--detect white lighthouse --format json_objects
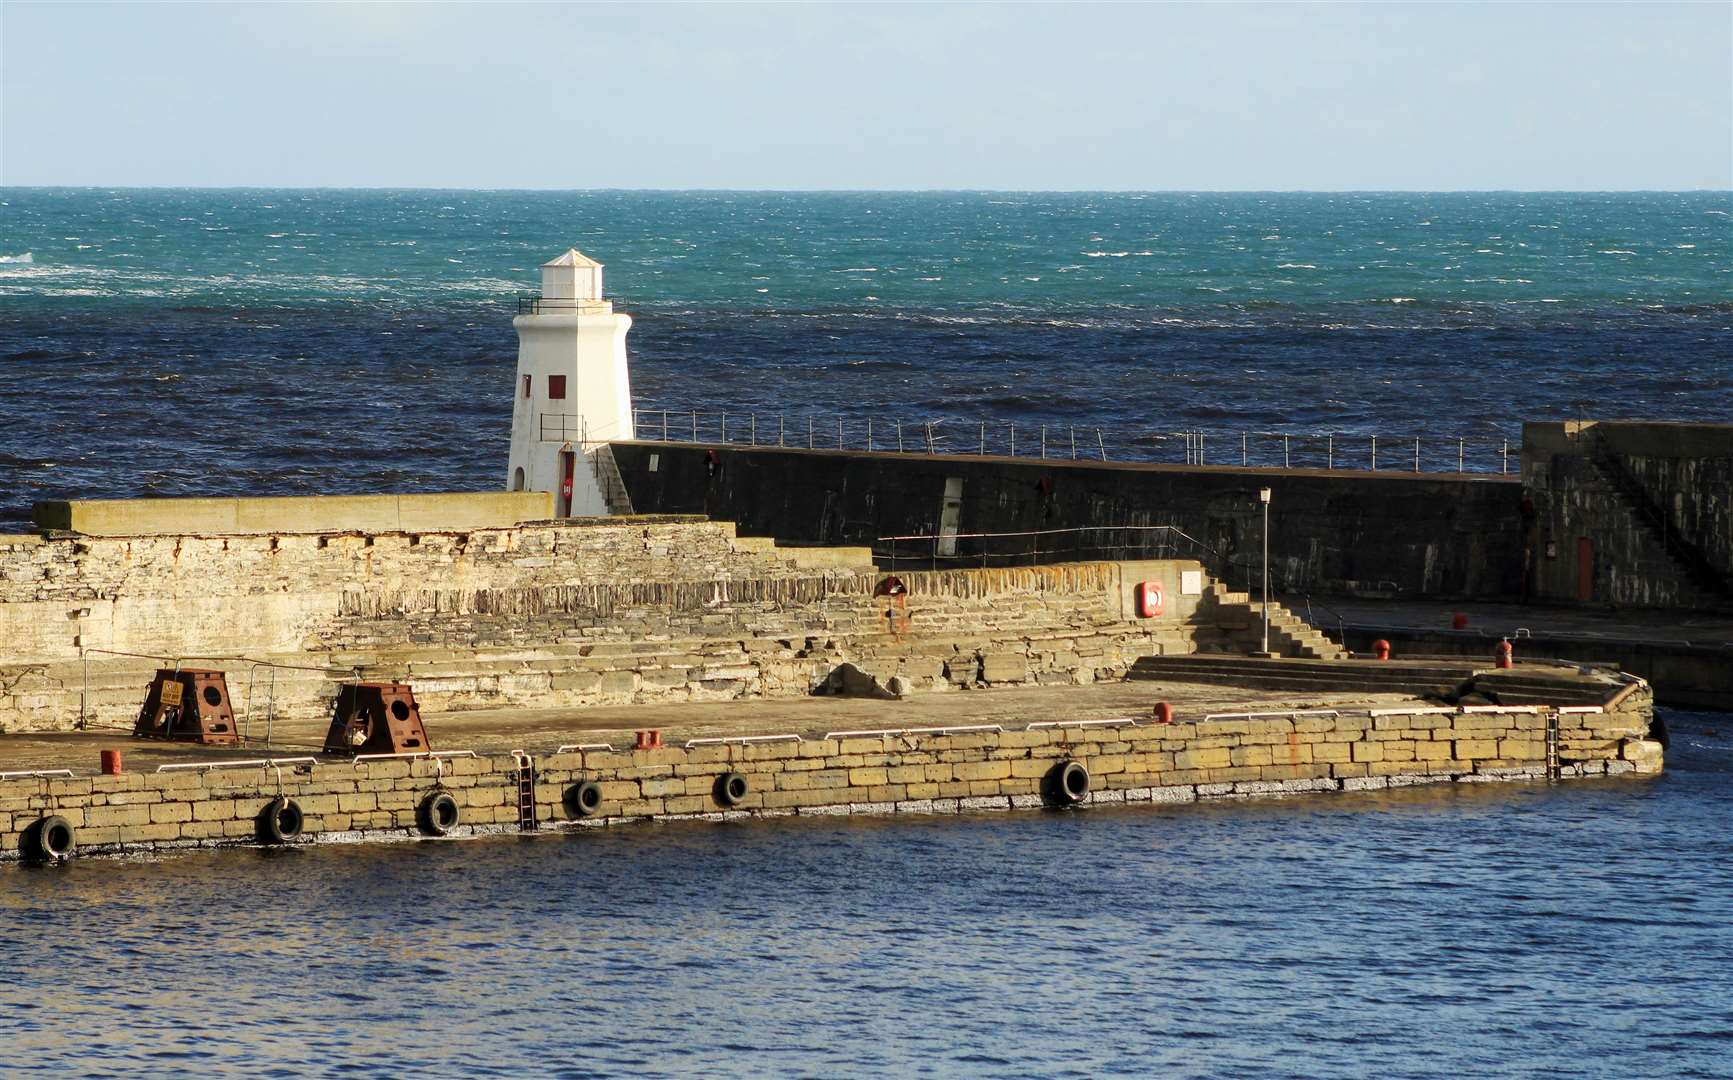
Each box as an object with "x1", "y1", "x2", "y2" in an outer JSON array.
[{"x1": 506, "y1": 249, "x2": 635, "y2": 516}]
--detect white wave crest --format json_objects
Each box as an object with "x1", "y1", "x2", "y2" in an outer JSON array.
[{"x1": 0, "y1": 252, "x2": 33, "y2": 264}]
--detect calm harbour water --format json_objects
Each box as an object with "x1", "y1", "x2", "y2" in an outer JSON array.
[{"x1": 2, "y1": 713, "x2": 1729, "y2": 1078}]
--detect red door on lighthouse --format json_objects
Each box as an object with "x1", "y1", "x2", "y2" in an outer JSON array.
[{"x1": 559, "y1": 450, "x2": 576, "y2": 517}]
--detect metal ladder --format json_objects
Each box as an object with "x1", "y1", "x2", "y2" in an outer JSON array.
[{"x1": 512, "y1": 751, "x2": 538, "y2": 831}]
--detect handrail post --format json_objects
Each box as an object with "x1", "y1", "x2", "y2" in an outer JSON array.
[
  {"x1": 1009, "y1": 425, "x2": 1016, "y2": 456},
  {"x1": 1070, "y1": 425, "x2": 1077, "y2": 459},
  {"x1": 1458, "y1": 437, "x2": 1464, "y2": 473},
  {"x1": 867, "y1": 418, "x2": 873, "y2": 451},
  {"x1": 1242, "y1": 432, "x2": 1247, "y2": 466},
  {"x1": 979, "y1": 421, "x2": 986, "y2": 456},
  {"x1": 896, "y1": 420, "x2": 904, "y2": 452},
  {"x1": 692, "y1": 410, "x2": 698, "y2": 443},
  {"x1": 1503, "y1": 439, "x2": 1509, "y2": 474},
  {"x1": 1327, "y1": 434, "x2": 1333, "y2": 470},
  {"x1": 722, "y1": 412, "x2": 728, "y2": 443},
  {"x1": 1371, "y1": 435, "x2": 1378, "y2": 471},
  {"x1": 808, "y1": 416, "x2": 814, "y2": 449},
  {"x1": 778, "y1": 415, "x2": 785, "y2": 447},
  {"x1": 1414, "y1": 436, "x2": 1420, "y2": 473},
  {"x1": 1284, "y1": 434, "x2": 1290, "y2": 468},
  {"x1": 751, "y1": 413, "x2": 757, "y2": 445},
  {"x1": 1097, "y1": 428, "x2": 1107, "y2": 461},
  {"x1": 661, "y1": 410, "x2": 668, "y2": 442},
  {"x1": 1040, "y1": 425, "x2": 1047, "y2": 459},
  {"x1": 837, "y1": 416, "x2": 843, "y2": 449}
]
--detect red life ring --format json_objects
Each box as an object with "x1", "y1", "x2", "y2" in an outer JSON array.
[{"x1": 1136, "y1": 581, "x2": 1164, "y2": 618}]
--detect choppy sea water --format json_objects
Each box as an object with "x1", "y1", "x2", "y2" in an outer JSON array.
[
  {"x1": 1, "y1": 190, "x2": 1730, "y2": 526},
  {"x1": 1, "y1": 712, "x2": 1729, "y2": 1079}
]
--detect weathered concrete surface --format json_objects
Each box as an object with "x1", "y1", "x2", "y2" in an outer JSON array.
[
  {"x1": 1523, "y1": 421, "x2": 1733, "y2": 611},
  {"x1": 607, "y1": 441, "x2": 1526, "y2": 599},
  {"x1": 31, "y1": 491, "x2": 557, "y2": 537}
]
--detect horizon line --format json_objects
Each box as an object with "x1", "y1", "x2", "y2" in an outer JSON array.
[{"x1": 3, "y1": 185, "x2": 1731, "y2": 196}]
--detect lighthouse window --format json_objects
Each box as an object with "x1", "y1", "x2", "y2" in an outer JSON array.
[
  {"x1": 548, "y1": 375, "x2": 567, "y2": 399},
  {"x1": 521, "y1": 374, "x2": 530, "y2": 398}
]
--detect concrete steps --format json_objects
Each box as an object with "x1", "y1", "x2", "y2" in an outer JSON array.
[
  {"x1": 1199, "y1": 582, "x2": 1349, "y2": 660},
  {"x1": 1127, "y1": 654, "x2": 1472, "y2": 696},
  {"x1": 589, "y1": 445, "x2": 636, "y2": 515}
]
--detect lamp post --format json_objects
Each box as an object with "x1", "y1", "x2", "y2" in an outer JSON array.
[{"x1": 1258, "y1": 487, "x2": 1272, "y2": 655}]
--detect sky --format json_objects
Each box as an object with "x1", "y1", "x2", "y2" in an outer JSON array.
[{"x1": 1, "y1": 1, "x2": 1729, "y2": 191}]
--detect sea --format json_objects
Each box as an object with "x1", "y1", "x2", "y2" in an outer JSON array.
[
  {"x1": 1, "y1": 715, "x2": 1730, "y2": 1078},
  {"x1": 1, "y1": 189, "x2": 1730, "y2": 526},
  {"x1": 2, "y1": 191, "x2": 1732, "y2": 1077}
]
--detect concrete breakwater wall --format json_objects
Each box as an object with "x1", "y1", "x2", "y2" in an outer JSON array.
[
  {"x1": 0, "y1": 690, "x2": 1658, "y2": 864},
  {"x1": 1, "y1": 501, "x2": 1283, "y2": 732},
  {"x1": 1524, "y1": 421, "x2": 1733, "y2": 611},
  {"x1": 607, "y1": 442, "x2": 1527, "y2": 599}
]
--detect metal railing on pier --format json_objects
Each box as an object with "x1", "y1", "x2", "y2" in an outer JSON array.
[
  {"x1": 875, "y1": 524, "x2": 1217, "y2": 572},
  {"x1": 627, "y1": 407, "x2": 1516, "y2": 475}
]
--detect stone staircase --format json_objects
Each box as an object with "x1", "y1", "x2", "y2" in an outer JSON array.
[
  {"x1": 1195, "y1": 582, "x2": 1348, "y2": 659},
  {"x1": 1587, "y1": 432, "x2": 1733, "y2": 608},
  {"x1": 588, "y1": 445, "x2": 635, "y2": 515}
]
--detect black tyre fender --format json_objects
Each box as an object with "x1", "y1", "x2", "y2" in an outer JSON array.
[
  {"x1": 714, "y1": 771, "x2": 750, "y2": 808},
  {"x1": 566, "y1": 780, "x2": 603, "y2": 818},
  {"x1": 1649, "y1": 711, "x2": 1670, "y2": 750},
  {"x1": 1045, "y1": 760, "x2": 1091, "y2": 806},
  {"x1": 22, "y1": 815, "x2": 75, "y2": 863},
  {"x1": 417, "y1": 790, "x2": 460, "y2": 836},
  {"x1": 257, "y1": 796, "x2": 304, "y2": 844}
]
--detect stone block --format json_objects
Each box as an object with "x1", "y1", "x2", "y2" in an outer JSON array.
[
  {"x1": 1622, "y1": 739, "x2": 1664, "y2": 774},
  {"x1": 598, "y1": 671, "x2": 637, "y2": 695},
  {"x1": 1497, "y1": 739, "x2": 1546, "y2": 761},
  {"x1": 1173, "y1": 748, "x2": 1231, "y2": 770},
  {"x1": 149, "y1": 802, "x2": 192, "y2": 825},
  {"x1": 955, "y1": 760, "x2": 1011, "y2": 783},
  {"x1": 978, "y1": 653, "x2": 1028, "y2": 684}
]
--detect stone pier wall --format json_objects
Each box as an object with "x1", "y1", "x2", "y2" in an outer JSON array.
[
  {"x1": 0, "y1": 510, "x2": 1238, "y2": 732},
  {"x1": 1, "y1": 688, "x2": 1657, "y2": 863}
]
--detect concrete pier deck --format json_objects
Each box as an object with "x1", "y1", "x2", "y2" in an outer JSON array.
[{"x1": 1, "y1": 679, "x2": 1441, "y2": 773}]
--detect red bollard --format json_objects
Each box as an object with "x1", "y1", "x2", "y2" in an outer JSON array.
[
  {"x1": 1373, "y1": 639, "x2": 1391, "y2": 661},
  {"x1": 1495, "y1": 639, "x2": 1514, "y2": 669},
  {"x1": 634, "y1": 730, "x2": 653, "y2": 751},
  {"x1": 1152, "y1": 702, "x2": 1174, "y2": 725},
  {"x1": 1452, "y1": 612, "x2": 1469, "y2": 630},
  {"x1": 100, "y1": 749, "x2": 123, "y2": 775},
  {"x1": 650, "y1": 729, "x2": 664, "y2": 749}
]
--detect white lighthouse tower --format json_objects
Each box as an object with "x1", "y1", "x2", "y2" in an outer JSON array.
[{"x1": 506, "y1": 249, "x2": 635, "y2": 516}]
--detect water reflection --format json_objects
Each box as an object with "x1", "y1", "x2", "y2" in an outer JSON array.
[{"x1": 3, "y1": 715, "x2": 1730, "y2": 1078}]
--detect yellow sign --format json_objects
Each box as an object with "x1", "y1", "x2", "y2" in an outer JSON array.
[{"x1": 158, "y1": 680, "x2": 184, "y2": 707}]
